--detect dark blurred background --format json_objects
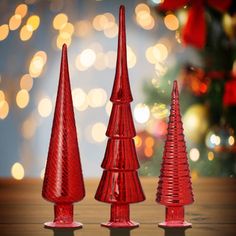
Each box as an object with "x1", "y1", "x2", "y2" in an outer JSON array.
[{"x1": 0, "y1": 0, "x2": 235, "y2": 180}]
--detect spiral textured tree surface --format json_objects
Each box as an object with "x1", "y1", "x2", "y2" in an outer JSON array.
[
  {"x1": 42, "y1": 44, "x2": 85, "y2": 228},
  {"x1": 156, "y1": 80, "x2": 194, "y2": 228},
  {"x1": 95, "y1": 5, "x2": 145, "y2": 229}
]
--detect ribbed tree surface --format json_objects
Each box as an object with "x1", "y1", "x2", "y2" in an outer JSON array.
[{"x1": 156, "y1": 80, "x2": 194, "y2": 206}]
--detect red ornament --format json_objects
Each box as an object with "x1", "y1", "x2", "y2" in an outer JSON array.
[
  {"x1": 42, "y1": 44, "x2": 85, "y2": 228},
  {"x1": 156, "y1": 80, "x2": 194, "y2": 228},
  {"x1": 95, "y1": 5, "x2": 145, "y2": 228},
  {"x1": 223, "y1": 78, "x2": 236, "y2": 106},
  {"x1": 159, "y1": 0, "x2": 231, "y2": 48}
]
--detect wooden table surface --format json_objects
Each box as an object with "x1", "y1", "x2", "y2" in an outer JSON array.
[{"x1": 0, "y1": 178, "x2": 235, "y2": 236}]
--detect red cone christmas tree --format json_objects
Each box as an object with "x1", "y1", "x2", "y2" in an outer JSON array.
[
  {"x1": 156, "y1": 80, "x2": 194, "y2": 228},
  {"x1": 95, "y1": 5, "x2": 145, "y2": 228},
  {"x1": 42, "y1": 44, "x2": 85, "y2": 228}
]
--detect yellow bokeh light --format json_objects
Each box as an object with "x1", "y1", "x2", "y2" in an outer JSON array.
[
  {"x1": 164, "y1": 14, "x2": 179, "y2": 31},
  {"x1": 72, "y1": 88, "x2": 88, "y2": 111},
  {"x1": 135, "y1": 3, "x2": 150, "y2": 15},
  {"x1": 80, "y1": 49, "x2": 96, "y2": 68},
  {"x1": 0, "y1": 100, "x2": 9, "y2": 119},
  {"x1": 146, "y1": 43, "x2": 168, "y2": 64},
  {"x1": 88, "y1": 88, "x2": 107, "y2": 107},
  {"x1": 27, "y1": 15, "x2": 40, "y2": 31},
  {"x1": 29, "y1": 56, "x2": 44, "y2": 77},
  {"x1": 104, "y1": 12, "x2": 115, "y2": 23},
  {"x1": 20, "y1": 74, "x2": 33, "y2": 91},
  {"x1": 91, "y1": 122, "x2": 106, "y2": 142},
  {"x1": 38, "y1": 97, "x2": 52, "y2": 117},
  {"x1": 15, "y1": 4, "x2": 28, "y2": 18},
  {"x1": 228, "y1": 136, "x2": 235, "y2": 146},
  {"x1": 208, "y1": 151, "x2": 214, "y2": 161},
  {"x1": 53, "y1": 13, "x2": 68, "y2": 30},
  {"x1": 151, "y1": 103, "x2": 169, "y2": 119},
  {"x1": 20, "y1": 25, "x2": 33, "y2": 41},
  {"x1": 0, "y1": 90, "x2": 5, "y2": 101},
  {"x1": 75, "y1": 55, "x2": 88, "y2": 71},
  {"x1": 134, "y1": 135, "x2": 142, "y2": 148},
  {"x1": 34, "y1": 51, "x2": 47, "y2": 64},
  {"x1": 75, "y1": 20, "x2": 92, "y2": 37},
  {"x1": 11, "y1": 162, "x2": 24, "y2": 180},
  {"x1": 0, "y1": 24, "x2": 9, "y2": 41},
  {"x1": 56, "y1": 34, "x2": 71, "y2": 49},
  {"x1": 9, "y1": 14, "x2": 22, "y2": 30},
  {"x1": 16, "y1": 89, "x2": 29, "y2": 109},
  {"x1": 60, "y1": 22, "x2": 74, "y2": 35}
]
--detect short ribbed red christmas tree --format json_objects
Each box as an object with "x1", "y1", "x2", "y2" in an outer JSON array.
[
  {"x1": 42, "y1": 44, "x2": 85, "y2": 228},
  {"x1": 95, "y1": 5, "x2": 145, "y2": 229},
  {"x1": 156, "y1": 80, "x2": 194, "y2": 228}
]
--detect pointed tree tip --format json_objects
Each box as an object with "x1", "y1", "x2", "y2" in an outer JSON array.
[
  {"x1": 62, "y1": 43, "x2": 67, "y2": 51},
  {"x1": 119, "y1": 5, "x2": 125, "y2": 12},
  {"x1": 172, "y1": 80, "x2": 178, "y2": 93}
]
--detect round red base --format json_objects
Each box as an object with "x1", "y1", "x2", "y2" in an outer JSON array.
[
  {"x1": 101, "y1": 220, "x2": 139, "y2": 229},
  {"x1": 159, "y1": 221, "x2": 192, "y2": 228},
  {"x1": 44, "y1": 221, "x2": 83, "y2": 229}
]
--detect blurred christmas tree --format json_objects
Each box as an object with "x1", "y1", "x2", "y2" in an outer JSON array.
[{"x1": 138, "y1": 0, "x2": 236, "y2": 177}]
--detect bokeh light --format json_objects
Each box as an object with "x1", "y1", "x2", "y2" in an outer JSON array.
[
  {"x1": 11, "y1": 162, "x2": 24, "y2": 180},
  {"x1": 16, "y1": 89, "x2": 30, "y2": 109},
  {"x1": 189, "y1": 148, "x2": 200, "y2": 162},
  {"x1": 20, "y1": 74, "x2": 33, "y2": 91},
  {"x1": 0, "y1": 24, "x2": 9, "y2": 41},
  {"x1": 15, "y1": 4, "x2": 28, "y2": 18},
  {"x1": 75, "y1": 20, "x2": 92, "y2": 37},
  {"x1": 20, "y1": 25, "x2": 33, "y2": 41},
  {"x1": 9, "y1": 14, "x2": 22, "y2": 31},
  {"x1": 0, "y1": 100, "x2": 9, "y2": 119},
  {"x1": 38, "y1": 97, "x2": 52, "y2": 117},
  {"x1": 134, "y1": 103, "x2": 150, "y2": 124},
  {"x1": 27, "y1": 15, "x2": 40, "y2": 31},
  {"x1": 208, "y1": 151, "x2": 214, "y2": 161},
  {"x1": 53, "y1": 13, "x2": 68, "y2": 30},
  {"x1": 79, "y1": 49, "x2": 96, "y2": 68},
  {"x1": 72, "y1": 88, "x2": 88, "y2": 111},
  {"x1": 91, "y1": 122, "x2": 106, "y2": 142},
  {"x1": 164, "y1": 14, "x2": 179, "y2": 31},
  {"x1": 88, "y1": 88, "x2": 107, "y2": 107},
  {"x1": 127, "y1": 46, "x2": 137, "y2": 68}
]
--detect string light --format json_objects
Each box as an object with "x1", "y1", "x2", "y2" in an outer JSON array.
[
  {"x1": 16, "y1": 89, "x2": 29, "y2": 109},
  {"x1": 27, "y1": 15, "x2": 40, "y2": 31},
  {"x1": 208, "y1": 151, "x2": 214, "y2": 161},
  {"x1": 20, "y1": 25, "x2": 33, "y2": 41}
]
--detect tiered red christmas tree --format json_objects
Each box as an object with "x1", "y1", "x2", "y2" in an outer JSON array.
[
  {"x1": 42, "y1": 44, "x2": 85, "y2": 228},
  {"x1": 156, "y1": 80, "x2": 194, "y2": 228},
  {"x1": 95, "y1": 5, "x2": 145, "y2": 229}
]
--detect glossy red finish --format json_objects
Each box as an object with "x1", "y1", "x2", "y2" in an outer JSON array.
[
  {"x1": 95, "y1": 5, "x2": 145, "y2": 228},
  {"x1": 156, "y1": 80, "x2": 194, "y2": 228},
  {"x1": 42, "y1": 44, "x2": 85, "y2": 228}
]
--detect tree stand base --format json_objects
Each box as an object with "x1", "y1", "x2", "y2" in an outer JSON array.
[
  {"x1": 101, "y1": 220, "x2": 139, "y2": 229},
  {"x1": 159, "y1": 221, "x2": 192, "y2": 228},
  {"x1": 44, "y1": 221, "x2": 83, "y2": 229}
]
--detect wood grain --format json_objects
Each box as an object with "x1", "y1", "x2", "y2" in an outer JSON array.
[{"x1": 0, "y1": 178, "x2": 235, "y2": 236}]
